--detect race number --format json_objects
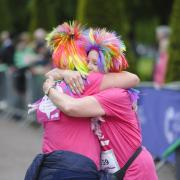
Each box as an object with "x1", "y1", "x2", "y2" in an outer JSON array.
[{"x1": 101, "y1": 149, "x2": 120, "y2": 173}]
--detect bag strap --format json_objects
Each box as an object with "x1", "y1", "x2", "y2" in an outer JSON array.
[{"x1": 113, "y1": 146, "x2": 142, "y2": 180}]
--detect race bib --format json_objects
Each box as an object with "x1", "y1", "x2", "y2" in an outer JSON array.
[{"x1": 101, "y1": 149, "x2": 120, "y2": 173}]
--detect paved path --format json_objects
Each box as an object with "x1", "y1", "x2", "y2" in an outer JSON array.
[
  {"x1": 0, "y1": 118, "x2": 41, "y2": 180},
  {"x1": 0, "y1": 118, "x2": 176, "y2": 180}
]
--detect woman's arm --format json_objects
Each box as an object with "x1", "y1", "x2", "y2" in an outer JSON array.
[
  {"x1": 100, "y1": 71, "x2": 140, "y2": 90},
  {"x1": 45, "y1": 69, "x2": 140, "y2": 93},
  {"x1": 43, "y1": 78, "x2": 105, "y2": 117}
]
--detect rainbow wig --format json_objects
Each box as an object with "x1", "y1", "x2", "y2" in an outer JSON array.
[
  {"x1": 46, "y1": 21, "x2": 88, "y2": 74},
  {"x1": 85, "y1": 28, "x2": 128, "y2": 73}
]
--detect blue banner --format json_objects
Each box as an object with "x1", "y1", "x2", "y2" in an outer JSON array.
[{"x1": 137, "y1": 86, "x2": 180, "y2": 159}]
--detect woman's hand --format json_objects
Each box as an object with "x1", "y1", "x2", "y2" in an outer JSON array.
[
  {"x1": 63, "y1": 70, "x2": 86, "y2": 94},
  {"x1": 45, "y1": 69, "x2": 86, "y2": 95},
  {"x1": 43, "y1": 77, "x2": 55, "y2": 96}
]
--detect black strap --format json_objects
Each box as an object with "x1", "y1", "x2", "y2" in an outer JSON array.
[{"x1": 113, "y1": 146, "x2": 142, "y2": 180}]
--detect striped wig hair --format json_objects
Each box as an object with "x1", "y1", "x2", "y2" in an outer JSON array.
[
  {"x1": 85, "y1": 28, "x2": 128, "y2": 73},
  {"x1": 46, "y1": 21, "x2": 89, "y2": 74}
]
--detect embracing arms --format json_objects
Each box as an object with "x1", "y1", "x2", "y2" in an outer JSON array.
[
  {"x1": 45, "y1": 68, "x2": 140, "y2": 94},
  {"x1": 44, "y1": 68, "x2": 140, "y2": 117},
  {"x1": 43, "y1": 77, "x2": 105, "y2": 117}
]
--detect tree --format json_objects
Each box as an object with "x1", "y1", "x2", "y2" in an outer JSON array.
[
  {"x1": 0, "y1": 0, "x2": 12, "y2": 32},
  {"x1": 56, "y1": 0, "x2": 77, "y2": 23},
  {"x1": 166, "y1": 0, "x2": 180, "y2": 82},
  {"x1": 29, "y1": 0, "x2": 77, "y2": 32},
  {"x1": 77, "y1": 0, "x2": 129, "y2": 36},
  {"x1": 29, "y1": 0, "x2": 57, "y2": 32},
  {"x1": 6, "y1": 0, "x2": 30, "y2": 33},
  {"x1": 76, "y1": 0, "x2": 87, "y2": 23}
]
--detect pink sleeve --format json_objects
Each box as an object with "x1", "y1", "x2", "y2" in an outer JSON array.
[
  {"x1": 83, "y1": 72, "x2": 104, "y2": 95},
  {"x1": 93, "y1": 88, "x2": 132, "y2": 117}
]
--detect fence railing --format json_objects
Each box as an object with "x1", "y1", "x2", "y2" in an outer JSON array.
[{"x1": 0, "y1": 66, "x2": 45, "y2": 124}]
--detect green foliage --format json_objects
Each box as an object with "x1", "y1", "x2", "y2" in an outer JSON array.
[
  {"x1": 7, "y1": 0, "x2": 30, "y2": 33},
  {"x1": 29, "y1": 0, "x2": 77, "y2": 32},
  {"x1": 135, "y1": 18, "x2": 159, "y2": 44},
  {"x1": 57, "y1": 0, "x2": 77, "y2": 22},
  {"x1": 29, "y1": 0, "x2": 57, "y2": 32},
  {"x1": 77, "y1": 0, "x2": 129, "y2": 36},
  {"x1": 0, "y1": 0, "x2": 12, "y2": 31},
  {"x1": 76, "y1": 0, "x2": 87, "y2": 22},
  {"x1": 166, "y1": 0, "x2": 180, "y2": 82}
]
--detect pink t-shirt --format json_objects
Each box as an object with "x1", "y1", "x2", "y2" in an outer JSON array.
[
  {"x1": 94, "y1": 88, "x2": 158, "y2": 180},
  {"x1": 42, "y1": 72, "x2": 103, "y2": 168}
]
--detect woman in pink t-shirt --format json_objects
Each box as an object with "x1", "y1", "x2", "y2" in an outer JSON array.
[{"x1": 44, "y1": 29, "x2": 158, "y2": 179}]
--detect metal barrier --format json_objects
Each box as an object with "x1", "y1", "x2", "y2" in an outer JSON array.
[
  {"x1": 0, "y1": 67, "x2": 27, "y2": 120},
  {"x1": 0, "y1": 65, "x2": 45, "y2": 124},
  {"x1": 0, "y1": 64, "x2": 8, "y2": 112},
  {"x1": 24, "y1": 70, "x2": 45, "y2": 125}
]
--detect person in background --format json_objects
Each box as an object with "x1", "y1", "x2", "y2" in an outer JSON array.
[
  {"x1": 0, "y1": 31, "x2": 15, "y2": 66},
  {"x1": 153, "y1": 26, "x2": 171, "y2": 87}
]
